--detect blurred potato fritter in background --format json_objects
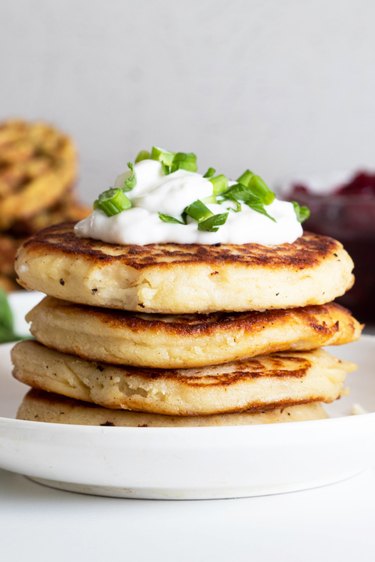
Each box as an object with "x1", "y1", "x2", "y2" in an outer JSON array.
[{"x1": 0, "y1": 119, "x2": 89, "y2": 290}]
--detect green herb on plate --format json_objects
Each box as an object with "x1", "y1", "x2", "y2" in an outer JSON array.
[{"x1": 0, "y1": 289, "x2": 25, "y2": 343}]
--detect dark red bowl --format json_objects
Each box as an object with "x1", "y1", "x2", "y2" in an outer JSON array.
[{"x1": 286, "y1": 173, "x2": 375, "y2": 323}]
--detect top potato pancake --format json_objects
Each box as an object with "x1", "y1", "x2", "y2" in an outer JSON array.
[{"x1": 15, "y1": 223, "x2": 354, "y2": 313}]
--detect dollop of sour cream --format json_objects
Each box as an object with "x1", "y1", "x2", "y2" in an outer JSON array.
[{"x1": 75, "y1": 160, "x2": 303, "y2": 245}]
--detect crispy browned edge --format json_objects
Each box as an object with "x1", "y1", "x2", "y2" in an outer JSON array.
[
  {"x1": 16, "y1": 222, "x2": 343, "y2": 270},
  {"x1": 12, "y1": 340, "x2": 311, "y2": 385},
  {"x1": 18, "y1": 388, "x2": 325, "y2": 421},
  {"x1": 38, "y1": 297, "x2": 357, "y2": 338}
]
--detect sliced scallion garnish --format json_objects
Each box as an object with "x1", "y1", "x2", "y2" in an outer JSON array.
[
  {"x1": 292, "y1": 201, "x2": 310, "y2": 223},
  {"x1": 223, "y1": 185, "x2": 276, "y2": 222},
  {"x1": 236, "y1": 170, "x2": 275, "y2": 205},
  {"x1": 171, "y1": 152, "x2": 198, "y2": 173},
  {"x1": 184, "y1": 199, "x2": 213, "y2": 222},
  {"x1": 151, "y1": 146, "x2": 175, "y2": 168},
  {"x1": 94, "y1": 188, "x2": 132, "y2": 216},
  {"x1": 245, "y1": 199, "x2": 276, "y2": 222},
  {"x1": 226, "y1": 199, "x2": 242, "y2": 212},
  {"x1": 123, "y1": 162, "x2": 136, "y2": 191},
  {"x1": 198, "y1": 212, "x2": 228, "y2": 232},
  {"x1": 210, "y1": 174, "x2": 229, "y2": 196},
  {"x1": 140, "y1": 147, "x2": 198, "y2": 175},
  {"x1": 135, "y1": 150, "x2": 151, "y2": 163},
  {"x1": 203, "y1": 167, "x2": 216, "y2": 178},
  {"x1": 158, "y1": 213, "x2": 185, "y2": 225},
  {"x1": 237, "y1": 169, "x2": 254, "y2": 186}
]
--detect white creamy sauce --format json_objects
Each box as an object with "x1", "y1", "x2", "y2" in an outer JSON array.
[{"x1": 75, "y1": 159, "x2": 303, "y2": 245}]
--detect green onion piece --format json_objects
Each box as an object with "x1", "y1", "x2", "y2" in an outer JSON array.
[
  {"x1": 203, "y1": 167, "x2": 216, "y2": 178},
  {"x1": 226, "y1": 199, "x2": 242, "y2": 212},
  {"x1": 223, "y1": 186, "x2": 275, "y2": 222},
  {"x1": 249, "y1": 175, "x2": 275, "y2": 205},
  {"x1": 246, "y1": 199, "x2": 276, "y2": 222},
  {"x1": 222, "y1": 184, "x2": 251, "y2": 202},
  {"x1": 237, "y1": 169, "x2": 255, "y2": 186},
  {"x1": 184, "y1": 199, "x2": 213, "y2": 222},
  {"x1": 123, "y1": 162, "x2": 136, "y2": 191},
  {"x1": 135, "y1": 150, "x2": 151, "y2": 163},
  {"x1": 94, "y1": 188, "x2": 132, "y2": 216},
  {"x1": 236, "y1": 170, "x2": 275, "y2": 205},
  {"x1": 198, "y1": 212, "x2": 228, "y2": 232},
  {"x1": 170, "y1": 152, "x2": 198, "y2": 173},
  {"x1": 151, "y1": 146, "x2": 175, "y2": 170},
  {"x1": 158, "y1": 213, "x2": 185, "y2": 225},
  {"x1": 210, "y1": 174, "x2": 229, "y2": 196},
  {"x1": 292, "y1": 201, "x2": 310, "y2": 223}
]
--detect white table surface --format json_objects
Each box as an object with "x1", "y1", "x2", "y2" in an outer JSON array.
[{"x1": 1, "y1": 466, "x2": 374, "y2": 562}]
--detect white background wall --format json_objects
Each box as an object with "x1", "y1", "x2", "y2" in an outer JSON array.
[{"x1": 1, "y1": 0, "x2": 375, "y2": 201}]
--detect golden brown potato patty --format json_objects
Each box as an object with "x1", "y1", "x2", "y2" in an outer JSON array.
[
  {"x1": 27, "y1": 297, "x2": 362, "y2": 368},
  {"x1": 12, "y1": 341, "x2": 355, "y2": 416},
  {"x1": 15, "y1": 223, "x2": 354, "y2": 313},
  {"x1": 17, "y1": 389, "x2": 328, "y2": 427}
]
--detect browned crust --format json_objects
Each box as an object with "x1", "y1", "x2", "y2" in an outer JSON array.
[
  {"x1": 12, "y1": 372, "x2": 332, "y2": 415},
  {"x1": 19, "y1": 388, "x2": 324, "y2": 418},
  {"x1": 12, "y1": 350, "x2": 311, "y2": 388},
  {"x1": 17, "y1": 222, "x2": 343, "y2": 271},
  {"x1": 111, "y1": 356, "x2": 310, "y2": 386},
  {"x1": 41, "y1": 298, "x2": 356, "y2": 338}
]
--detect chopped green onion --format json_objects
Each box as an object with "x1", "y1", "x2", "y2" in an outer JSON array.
[
  {"x1": 210, "y1": 174, "x2": 229, "y2": 196},
  {"x1": 144, "y1": 147, "x2": 198, "y2": 175},
  {"x1": 223, "y1": 185, "x2": 275, "y2": 222},
  {"x1": 292, "y1": 201, "x2": 310, "y2": 223},
  {"x1": 198, "y1": 212, "x2": 228, "y2": 232},
  {"x1": 222, "y1": 184, "x2": 250, "y2": 202},
  {"x1": 237, "y1": 169, "x2": 255, "y2": 186},
  {"x1": 184, "y1": 199, "x2": 213, "y2": 222},
  {"x1": 236, "y1": 170, "x2": 275, "y2": 205},
  {"x1": 226, "y1": 199, "x2": 242, "y2": 212},
  {"x1": 123, "y1": 162, "x2": 136, "y2": 191},
  {"x1": 135, "y1": 150, "x2": 151, "y2": 163},
  {"x1": 203, "y1": 167, "x2": 216, "y2": 178},
  {"x1": 246, "y1": 200, "x2": 276, "y2": 222},
  {"x1": 151, "y1": 146, "x2": 175, "y2": 169},
  {"x1": 94, "y1": 188, "x2": 132, "y2": 216},
  {"x1": 248, "y1": 175, "x2": 275, "y2": 205},
  {"x1": 158, "y1": 213, "x2": 185, "y2": 225},
  {"x1": 171, "y1": 152, "x2": 198, "y2": 173}
]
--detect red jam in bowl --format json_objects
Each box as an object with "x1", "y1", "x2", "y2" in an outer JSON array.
[{"x1": 287, "y1": 171, "x2": 375, "y2": 323}]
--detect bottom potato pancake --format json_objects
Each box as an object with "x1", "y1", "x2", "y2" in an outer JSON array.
[{"x1": 17, "y1": 389, "x2": 327, "y2": 426}]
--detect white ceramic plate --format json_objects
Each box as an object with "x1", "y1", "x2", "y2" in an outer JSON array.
[{"x1": 0, "y1": 293, "x2": 374, "y2": 500}]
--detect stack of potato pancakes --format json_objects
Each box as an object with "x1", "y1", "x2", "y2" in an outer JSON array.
[
  {"x1": 0, "y1": 119, "x2": 89, "y2": 291},
  {"x1": 12, "y1": 222, "x2": 361, "y2": 427}
]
